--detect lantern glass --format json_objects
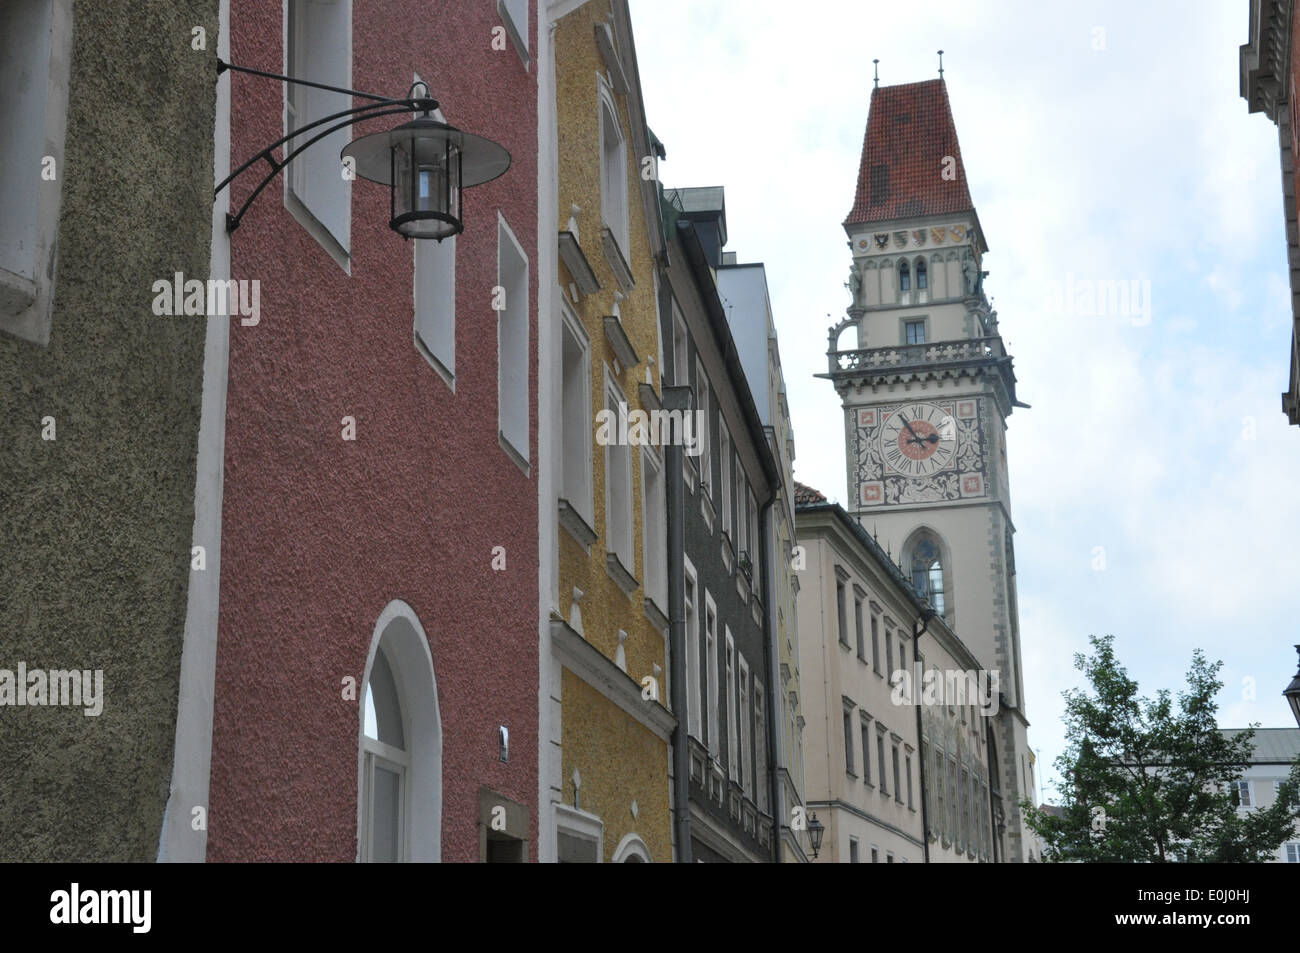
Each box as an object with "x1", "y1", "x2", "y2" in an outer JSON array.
[{"x1": 392, "y1": 134, "x2": 462, "y2": 240}]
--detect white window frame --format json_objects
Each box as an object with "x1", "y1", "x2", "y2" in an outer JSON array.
[
  {"x1": 672, "y1": 299, "x2": 689, "y2": 386},
  {"x1": 705, "y1": 592, "x2": 719, "y2": 759},
  {"x1": 725, "y1": 629, "x2": 738, "y2": 783},
  {"x1": 684, "y1": 557, "x2": 701, "y2": 741},
  {"x1": 696, "y1": 359, "x2": 712, "y2": 497},
  {"x1": 720, "y1": 423, "x2": 733, "y2": 539},
  {"x1": 413, "y1": 95, "x2": 456, "y2": 386},
  {"x1": 640, "y1": 445, "x2": 667, "y2": 613},
  {"x1": 738, "y1": 652, "x2": 752, "y2": 798},
  {"x1": 597, "y1": 76, "x2": 629, "y2": 260},
  {"x1": 603, "y1": 369, "x2": 634, "y2": 574},
  {"x1": 1235, "y1": 779, "x2": 1253, "y2": 808},
  {"x1": 559, "y1": 300, "x2": 593, "y2": 523},
  {"x1": 497, "y1": 0, "x2": 530, "y2": 68},
  {"x1": 497, "y1": 212, "x2": 530, "y2": 468},
  {"x1": 284, "y1": 0, "x2": 353, "y2": 268},
  {"x1": 0, "y1": 0, "x2": 72, "y2": 345}
]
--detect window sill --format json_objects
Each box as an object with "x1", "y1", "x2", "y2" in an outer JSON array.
[
  {"x1": 285, "y1": 188, "x2": 351, "y2": 275},
  {"x1": 499, "y1": 430, "x2": 531, "y2": 477},
  {"x1": 604, "y1": 550, "x2": 639, "y2": 598},
  {"x1": 559, "y1": 498, "x2": 597, "y2": 549},
  {"x1": 644, "y1": 596, "x2": 669, "y2": 635}
]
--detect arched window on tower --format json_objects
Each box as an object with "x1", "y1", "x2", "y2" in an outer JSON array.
[
  {"x1": 911, "y1": 537, "x2": 946, "y2": 618},
  {"x1": 915, "y1": 258, "x2": 928, "y2": 290},
  {"x1": 898, "y1": 260, "x2": 911, "y2": 292}
]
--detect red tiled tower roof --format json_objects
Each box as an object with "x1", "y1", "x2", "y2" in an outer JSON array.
[
  {"x1": 794, "y1": 481, "x2": 827, "y2": 506},
  {"x1": 844, "y1": 79, "x2": 974, "y2": 227}
]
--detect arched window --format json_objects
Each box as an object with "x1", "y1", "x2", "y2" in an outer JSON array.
[
  {"x1": 898, "y1": 259, "x2": 911, "y2": 292},
  {"x1": 915, "y1": 258, "x2": 928, "y2": 290},
  {"x1": 598, "y1": 81, "x2": 629, "y2": 254},
  {"x1": 910, "y1": 537, "x2": 946, "y2": 618},
  {"x1": 359, "y1": 601, "x2": 441, "y2": 862},
  {"x1": 611, "y1": 833, "x2": 653, "y2": 862}
]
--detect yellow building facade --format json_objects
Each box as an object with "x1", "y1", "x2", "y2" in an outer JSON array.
[{"x1": 539, "y1": 0, "x2": 674, "y2": 862}]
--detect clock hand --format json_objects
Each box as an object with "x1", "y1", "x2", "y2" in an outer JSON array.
[{"x1": 901, "y1": 419, "x2": 923, "y2": 443}]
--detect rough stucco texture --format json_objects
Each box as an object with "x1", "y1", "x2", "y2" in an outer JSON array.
[
  {"x1": 0, "y1": 3, "x2": 218, "y2": 860},
  {"x1": 553, "y1": 1, "x2": 673, "y2": 859},
  {"x1": 207, "y1": 0, "x2": 538, "y2": 861}
]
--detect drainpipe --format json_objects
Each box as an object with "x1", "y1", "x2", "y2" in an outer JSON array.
[
  {"x1": 662, "y1": 383, "x2": 693, "y2": 863},
  {"x1": 911, "y1": 607, "x2": 936, "y2": 864},
  {"x1": 761, "y1": 491, "x2": 782, "y2": 863}
]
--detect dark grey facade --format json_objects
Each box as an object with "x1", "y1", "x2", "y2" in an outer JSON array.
[{"x1": 660, "y1": 187, "x2": 780, "y2": 862}]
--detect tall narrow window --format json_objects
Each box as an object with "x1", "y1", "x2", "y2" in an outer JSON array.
[
  {"x1": 871, "y1": 615, "x2": 881, "y2": 674},
  {"x1": 642, "y1": 448, "x2": 667, "y2": 612},
  {"x1": 898, "y1": 260, "x2": 911, "y2": 292},
  {"x1": 286, "y1": 0, "x2": 352, "y2": 255},
  {"x1": 720, "y1": 423, "x2": 733, "y2": 538},
  {"x1": 362, "y1": 648, "x2": 407, "y2": 862},
  {"x1": 604, "y1": 378, "x2": 633, "y2": 572},
  {"x1": 706, "y1": 596, "x2": 719, "y2": 759},
  {"x1": 672, "y1": 300, "x2": 689, "y2": 385},
  {"x1": 497, "y1": 0, "x2": 530, "y2": 67},
  {"x1": 696, "y1": 361, "x2": 712, "y2": 498},
  {"x1": 877, "y1": 733, "x2": 888, "y2": 795},
  {"x1": 836, "y1": 579, "x2": 848, "y2": 647},
  {"x1": 559, "y1": 306, "x2": 592, "y2": 522},
  {"x1": 497, "y1": 215, "x2": 529, "y2": 464},
  {"x1": 860, "y1": 720, "x2": 872, "y2": 784},
  {"x1": 886, "y1": 628, "x2": 894, "y2": 679},
  {"x1": 739, "y1": 654, "x2": 752, "y2": 798},
  {"x1": 911, "y1": 537, "x2": 946, "y2": 617},
  {"x1": 415, "y1": 233, "x2": 456, "y2": 378},
  {"x1": 754, "y1": 685, "x2": 768, "y2": 812},
  {"x1": 725, "y1": 631, "x2": 738, "y2": 783},
  {"x1": 843, "y1": 708, "x2": 855, "y2": 776},
  {"x1": 916, "y1": 258, "x2": 928, "y2": 290},
  {"x1": 854, "y1": 595, "x2": 865, "y2": 660},
  {"x1": 685, "y1": 564, "x2": 700, "y2": 740},
  {"x1": 892, "y1": 744, "x2": 902, "y2": 803},
  {"x1": 598, "y1": 82, "x2": 629, "y2": 255}
]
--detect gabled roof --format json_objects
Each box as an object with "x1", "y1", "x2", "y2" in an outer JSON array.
[
  {"x1": 1220, "y1": 727, "x2": 1300, "y2": 763},
  {"x1": 793, "y1": 481, "x2": 826, "y2": 506},
  {"x1": 844, "y1": 79, "x2": 974, "y2": 227}
]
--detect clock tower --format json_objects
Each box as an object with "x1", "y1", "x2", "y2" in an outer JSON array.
[{"x1": 824, "y1": 77, "x2": 1034, "y2": 861}]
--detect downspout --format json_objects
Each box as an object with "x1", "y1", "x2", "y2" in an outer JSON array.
[
  {"x1": 912, "y1": 607, "x2": 936, "y2": 864},
  {"x1": 662, "y1": 382, "x2": 693, "y2": 863},
  {"x1": 760, "y1": 491, "x2": 781, "y2": 863}
]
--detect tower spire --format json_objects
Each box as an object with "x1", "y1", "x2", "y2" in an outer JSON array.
[{"x1": 937, "y1": 49, "x2": 944, "y2": 78}]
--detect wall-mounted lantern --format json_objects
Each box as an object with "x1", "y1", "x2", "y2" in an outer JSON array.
[{"x1": 214, "y1": 60, "x2": 509, "y2": 240}]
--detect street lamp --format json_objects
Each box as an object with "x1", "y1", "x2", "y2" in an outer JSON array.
[
  {"x1": 215, "y1": 61, "x2": 509, "y2": 239},
  {"x1": 806, "y1": 811, "x2": 825, "y2": 859},
  {"x1": 1285, "y1": 644, "x2": 1300, "y2": 728}
]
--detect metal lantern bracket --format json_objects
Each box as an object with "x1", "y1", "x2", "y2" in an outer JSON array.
[{"x1": 213, "y1": 58, "x2": 438, "y2": 234}]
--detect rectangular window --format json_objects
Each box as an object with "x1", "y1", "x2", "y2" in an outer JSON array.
[
  {"x1": 886, "y1": 629, "x2": 894, "y2": 679},
  {"x1": 706, "y1": 595, "x2": 719, "y2": 758},
  {"x1": 726, "y1": 631, "x2": 738, "y2": 783},
  {"x1": 892, "y1": 745, "x2": 902, "y2": 803},
  {"x1": 843, "y1": 708, "x2": 855, "y2": 776},
  {"x1": 604, "y1": 377, "x2": 633, "y2": 571},
  {"x1": 886, "y1": 851, "x2": 894, "y2": 863},
  {"x1": 754, "y1": 685, "x2": 768, "y2": 812},
  {"x1": 598, "y1": 82, "x2": 629, "y2": 256},
  {"x1": 696, "y1": 361, "x2": 712, "y2": 497},
  {"x1": 854, "y1": 596, "x2": 865, "y2": 660},
  {"x1": 720, "y1": 424, "x2": 732, "y2": 538},
  {"x1": 0, "y1": 0, "x2": 71, "y2": 345},
  {"x1": 497, "y1": 0, "x2": 530, "y2": 67},
  {"x1": 641, "y1": 448, "x2": 667, "y2": 611},
  {"x1": 685, "y1": 564, "x2": 700, "y2": 740},
  {"x1": 906, "y1": 753, "x2": 914, "y2": 809},
  {"x1": 415, "y1": 234, "x2": 456, "y2": 380},
  {"x1": 286, "y1": 0, "x2": 352, "y2": 255},
  {"x1": 1235, "y1": 780, "x2": 1253, "y2": 808},
  {"x1": 497, "y1": 215, "x2": 530, "y2": 463},
  {"x1": 1287, "y1": 843, "x2": 1299, "y2": 863},
  {"x1": 871, "y1": 616, "x2": 880, "y2": 674},
  {"x1": 860, "y1": 722, "x2": 872, "y2": 785},
  {"x1": 905, "y1": 319, "x2": 925, "y2": 345},
  {"x1": 739, "y1": 654, "x2": 752, "y2": 798},
  {"x1": 672, "y1": 300, "x2": 689, "y2": 385},
  {"x1": 849, "y1": 838, "x2": 859, "y2": 863},
  {"x1": 836, "y1": 579, "x2": 848, "y2": 647},
  {"x1": 559, "y1": 305, "x2": 592, "y2": 521},
  {"x1": 871, "y1": 846, "x2": 879, "y2": 863},
  {"x1": 747, "y1": 489, "x2": 759, "y2": 589},
  {"x1": 878, "y1": 734, "x2": 888, "y2": 795}
]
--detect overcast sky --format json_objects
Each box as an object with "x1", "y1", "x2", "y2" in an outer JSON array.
[{"x1": 630, "y1": 0, "x2": 1300, "y2": 801}]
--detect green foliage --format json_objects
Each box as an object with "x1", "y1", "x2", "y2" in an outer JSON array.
[{"x1": 1021, "y1": 635, "x2": 1300, "y2": 862}]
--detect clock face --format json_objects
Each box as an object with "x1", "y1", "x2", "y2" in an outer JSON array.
[{"x1": 880, "y1": 403, "x2": 957, "y2": 477}]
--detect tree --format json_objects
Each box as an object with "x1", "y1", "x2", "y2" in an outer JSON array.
[{"x1": 1022, "y1": 635, "x2": 1300, "y2": 862}]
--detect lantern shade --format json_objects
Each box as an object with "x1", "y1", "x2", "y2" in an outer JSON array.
[
  {"x1": 341, "y1": 117, "x2": 511, "y2": 240},
  {"x1": 806, "y1": 811, "x2": 825, "y2": 857}
]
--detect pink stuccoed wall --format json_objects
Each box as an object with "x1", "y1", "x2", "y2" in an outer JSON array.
[{"x1": 209, "y1": 0, "x2": 538, "y2": 861}]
